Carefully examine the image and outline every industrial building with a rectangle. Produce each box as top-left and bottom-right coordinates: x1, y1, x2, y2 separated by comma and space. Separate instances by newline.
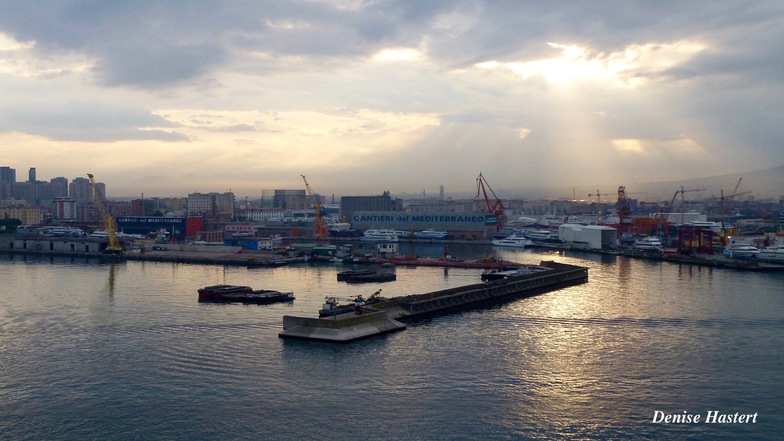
351, 211, 497, 239
558, 224, 618, 250
5, 236, 105, 253
340, 192, 402, 224
115, 216, 203, 239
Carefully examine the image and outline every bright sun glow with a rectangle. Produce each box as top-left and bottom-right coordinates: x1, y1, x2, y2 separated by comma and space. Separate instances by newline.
475, 40, 707, 87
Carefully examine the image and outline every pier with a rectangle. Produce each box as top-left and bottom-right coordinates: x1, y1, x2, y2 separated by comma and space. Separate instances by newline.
278, 260, 588, 342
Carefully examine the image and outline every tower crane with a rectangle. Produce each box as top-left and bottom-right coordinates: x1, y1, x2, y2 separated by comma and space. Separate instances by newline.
676, 186, 706, 225
588, 189, 613, 218
718, 177, 751, 238
475, 172, 505, 231
86, 173, 122, 253
301, 175, 328, 239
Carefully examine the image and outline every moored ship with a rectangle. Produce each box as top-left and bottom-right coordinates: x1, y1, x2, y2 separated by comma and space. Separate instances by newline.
198, 285, 294, 304
491, 235, 534, 248
413, 228, 448, 240
757, 246, 784, 263
633, 236, 664, 253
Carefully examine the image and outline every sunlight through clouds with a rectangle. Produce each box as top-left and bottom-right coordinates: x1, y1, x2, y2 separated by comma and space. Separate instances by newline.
613, 136, 705, 156
373, 48, 424, 62
476, 40, 707, 87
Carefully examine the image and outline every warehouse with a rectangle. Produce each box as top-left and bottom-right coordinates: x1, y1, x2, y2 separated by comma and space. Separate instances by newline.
558, 224, 617, 250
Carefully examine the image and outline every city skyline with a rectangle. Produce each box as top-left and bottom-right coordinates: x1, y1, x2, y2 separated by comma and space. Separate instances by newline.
2, 162, 784, 204
2, 2, 784, 198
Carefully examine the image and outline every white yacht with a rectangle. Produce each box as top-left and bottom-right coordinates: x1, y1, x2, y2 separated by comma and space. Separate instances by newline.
633, 236, 664, 253
491, 235, 534, 248
413, 228, 448, 240
525, 230, 560, 242
360, 229, 399, 242
722, 243, 760, 260
757, 246, 784, 263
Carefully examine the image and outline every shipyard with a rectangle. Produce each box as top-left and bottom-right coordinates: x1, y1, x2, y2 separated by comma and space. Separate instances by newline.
3, 170, 783, 273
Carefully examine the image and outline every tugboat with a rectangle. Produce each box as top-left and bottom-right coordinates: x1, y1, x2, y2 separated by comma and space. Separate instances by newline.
198, 285, 294, 304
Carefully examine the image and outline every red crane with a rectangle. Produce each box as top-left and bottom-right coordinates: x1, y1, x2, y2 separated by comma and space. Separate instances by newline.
475, 172, 505, 231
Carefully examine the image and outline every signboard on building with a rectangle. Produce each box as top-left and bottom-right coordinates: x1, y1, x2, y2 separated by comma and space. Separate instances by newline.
351, 211, 496, 232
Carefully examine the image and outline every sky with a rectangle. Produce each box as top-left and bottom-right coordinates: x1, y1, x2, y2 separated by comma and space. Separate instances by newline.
1, 1, 783, 199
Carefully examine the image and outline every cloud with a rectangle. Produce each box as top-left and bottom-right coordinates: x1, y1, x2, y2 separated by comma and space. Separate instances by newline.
0, 101, 187, 142
1, 1, 784, 197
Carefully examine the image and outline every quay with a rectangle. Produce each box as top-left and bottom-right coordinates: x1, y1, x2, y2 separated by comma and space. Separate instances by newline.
278, 260, 589, 343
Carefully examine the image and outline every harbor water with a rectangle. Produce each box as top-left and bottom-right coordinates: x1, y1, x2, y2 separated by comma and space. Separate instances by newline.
1, 245, 783, 440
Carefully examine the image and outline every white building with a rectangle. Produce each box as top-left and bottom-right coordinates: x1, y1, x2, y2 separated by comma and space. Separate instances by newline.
51, 198, 78, 222
244, 208, 286, 222
558, 224, 617, 250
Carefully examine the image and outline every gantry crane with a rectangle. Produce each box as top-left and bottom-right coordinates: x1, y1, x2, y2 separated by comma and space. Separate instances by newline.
615, 186, 632, 234
475, 172, 505, 231
301, 175, 328, 239
87, 173, 122, 253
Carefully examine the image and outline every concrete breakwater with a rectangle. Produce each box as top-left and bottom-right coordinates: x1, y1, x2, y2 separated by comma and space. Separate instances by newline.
279, 261, 589, 342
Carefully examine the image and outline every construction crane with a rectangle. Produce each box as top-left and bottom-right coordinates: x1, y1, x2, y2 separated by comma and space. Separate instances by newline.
475, 172, 505, 231
301, 175, 328, 239
86, 173, 122, 253
676, 186, 706, 225
588, 189, 613, 218
718, 177, 752, 238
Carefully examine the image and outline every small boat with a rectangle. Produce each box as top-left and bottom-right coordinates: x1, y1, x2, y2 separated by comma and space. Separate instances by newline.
633, 236, 664, 253
413, 228, 448, 240
491, 235, 533, 248
198, 285, 294, 304
757, 246, 784, 263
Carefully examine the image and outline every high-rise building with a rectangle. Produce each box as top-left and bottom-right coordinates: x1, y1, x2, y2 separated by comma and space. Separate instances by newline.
29, 167, 36, 183
69, 177, 93, 202
0, 166, 15, 199
0, 166, 15, 184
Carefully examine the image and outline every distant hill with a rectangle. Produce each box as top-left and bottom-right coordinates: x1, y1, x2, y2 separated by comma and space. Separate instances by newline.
428, 164, 784, 203
636, 164, 784, 201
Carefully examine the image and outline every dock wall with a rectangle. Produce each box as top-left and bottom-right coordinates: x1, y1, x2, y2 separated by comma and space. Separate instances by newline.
398, 261, 587, 316
279, 260, 588, 342
281, 311, 406, 342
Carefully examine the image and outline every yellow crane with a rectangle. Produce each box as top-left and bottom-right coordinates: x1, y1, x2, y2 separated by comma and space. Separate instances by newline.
301, 175, 328, 238
87, 173, 122, 253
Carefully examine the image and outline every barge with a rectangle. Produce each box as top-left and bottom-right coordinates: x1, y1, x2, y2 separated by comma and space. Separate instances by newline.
337, 270, 396, 283
198, 285, 295, 304
279, 260, 588, 342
